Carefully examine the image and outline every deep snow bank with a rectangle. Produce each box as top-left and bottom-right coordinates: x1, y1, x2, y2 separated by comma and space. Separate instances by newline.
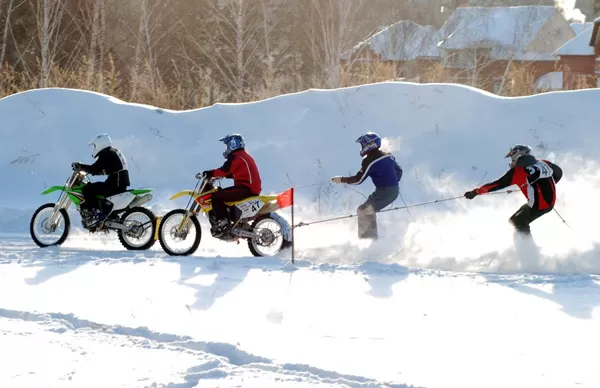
2, 83, 600, 272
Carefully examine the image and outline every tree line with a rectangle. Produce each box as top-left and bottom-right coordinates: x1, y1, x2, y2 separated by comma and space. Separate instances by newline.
0, 0, 461, 108
2, 0, 596, 108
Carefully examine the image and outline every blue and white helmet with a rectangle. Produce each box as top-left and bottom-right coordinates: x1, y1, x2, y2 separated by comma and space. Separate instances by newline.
356, 132, 382, 157
219, 133, 245, 158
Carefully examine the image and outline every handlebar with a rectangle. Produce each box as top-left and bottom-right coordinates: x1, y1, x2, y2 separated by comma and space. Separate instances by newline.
71, 162, 88, 176
195, 174, 222, 182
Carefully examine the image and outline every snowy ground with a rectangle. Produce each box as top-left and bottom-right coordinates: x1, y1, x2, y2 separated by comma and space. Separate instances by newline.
1, 233, 600, 388
2, 83, 600, 387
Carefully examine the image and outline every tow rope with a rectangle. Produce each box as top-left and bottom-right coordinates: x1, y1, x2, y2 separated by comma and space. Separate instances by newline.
293, 189, 519, 229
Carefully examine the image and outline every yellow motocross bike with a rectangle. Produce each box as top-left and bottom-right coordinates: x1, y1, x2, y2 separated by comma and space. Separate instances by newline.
157, 176, 293, 257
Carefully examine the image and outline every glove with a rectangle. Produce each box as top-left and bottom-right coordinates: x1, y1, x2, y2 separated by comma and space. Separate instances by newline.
71, 162, 82, 171
195, 170, 213, 180
464, 189, 478, 200
331, 176, 343, 184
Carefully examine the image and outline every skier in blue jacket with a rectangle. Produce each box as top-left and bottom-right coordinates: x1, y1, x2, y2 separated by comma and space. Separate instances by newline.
331, 132, 403, 239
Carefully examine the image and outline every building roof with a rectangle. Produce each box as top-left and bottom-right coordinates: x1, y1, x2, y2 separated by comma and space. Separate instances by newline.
340, 20, 441, 61
556, 22, 595, 56
570, 22, 593, 35
436, 5, 561, 60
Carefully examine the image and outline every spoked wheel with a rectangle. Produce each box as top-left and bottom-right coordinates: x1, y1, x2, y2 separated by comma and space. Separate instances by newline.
117, 207, 157, 250
157, 209, 201, 256
30, 203, 70, 247
248, 214, 286, 257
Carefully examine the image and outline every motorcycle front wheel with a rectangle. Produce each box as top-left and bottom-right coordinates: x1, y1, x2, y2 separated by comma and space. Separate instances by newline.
157, 209, 202, 256
30, 203, 70, 247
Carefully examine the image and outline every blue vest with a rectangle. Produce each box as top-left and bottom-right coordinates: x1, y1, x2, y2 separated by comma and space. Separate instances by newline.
361, 154, 401, 188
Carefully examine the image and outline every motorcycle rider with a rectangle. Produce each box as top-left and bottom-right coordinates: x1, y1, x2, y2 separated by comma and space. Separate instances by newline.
196, 133, 262, 234
464, 144, 563, 235
331, 132, 403, 239
72, 133, 130, 225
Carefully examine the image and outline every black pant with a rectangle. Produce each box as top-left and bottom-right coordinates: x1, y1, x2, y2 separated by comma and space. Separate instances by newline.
357, 185, 399, 239
211, 185, 254, 221
509, 204, 552, 234
81, 182, 125, 212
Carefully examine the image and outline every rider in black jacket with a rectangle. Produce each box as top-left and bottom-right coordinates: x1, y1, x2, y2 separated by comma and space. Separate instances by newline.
72, 133, 130, 225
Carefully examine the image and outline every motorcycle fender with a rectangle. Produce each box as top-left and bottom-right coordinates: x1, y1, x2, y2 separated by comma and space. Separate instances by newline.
42, 185, 67, 195
169, 190, 197, 200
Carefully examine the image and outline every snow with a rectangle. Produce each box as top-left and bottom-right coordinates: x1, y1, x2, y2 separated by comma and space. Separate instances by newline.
556, 22, 595, 55
1, 234, 600, 387
2, 82, 600, 386
570, 21, 594, 35
437, 6, 565, 60
341, 20, 441, 61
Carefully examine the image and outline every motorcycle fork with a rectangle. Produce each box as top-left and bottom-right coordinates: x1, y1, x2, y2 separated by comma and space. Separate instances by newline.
48, 176, 75, 227
177, 201, 199, 232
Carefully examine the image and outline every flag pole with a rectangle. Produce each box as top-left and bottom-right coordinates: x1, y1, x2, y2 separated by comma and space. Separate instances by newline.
291, 187, 295, 264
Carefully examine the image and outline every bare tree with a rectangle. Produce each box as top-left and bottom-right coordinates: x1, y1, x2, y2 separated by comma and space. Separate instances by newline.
96, 0, 106, 90
29, 0, 67, 86
257, 0, 296, 96
305, 0, 370, 88
86, 0, 101, 85
182, 0, 261, 101
129, 0, 182, 99
0, 0, 21, 71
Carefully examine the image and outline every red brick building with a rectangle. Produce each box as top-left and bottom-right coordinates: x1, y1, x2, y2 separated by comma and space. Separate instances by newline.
590, 17, 600, 86
342, 6, 600, 94
555, 22, 597, 89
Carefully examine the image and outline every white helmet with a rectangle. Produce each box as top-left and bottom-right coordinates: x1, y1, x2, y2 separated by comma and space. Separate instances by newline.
89, 133, 112, 158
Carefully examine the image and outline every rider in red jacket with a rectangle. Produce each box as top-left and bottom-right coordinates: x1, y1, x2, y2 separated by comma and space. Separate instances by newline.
464, 144, 563, 235
200, 134, 262, 233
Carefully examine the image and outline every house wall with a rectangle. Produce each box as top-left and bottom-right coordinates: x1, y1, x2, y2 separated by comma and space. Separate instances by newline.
592, 23, 600, 56
415, 58, 444, 82
415, 57, 560, 93
559, 56, 597, 89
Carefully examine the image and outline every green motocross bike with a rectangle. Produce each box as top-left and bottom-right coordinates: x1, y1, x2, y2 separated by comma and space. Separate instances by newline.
29, 166, 158, 250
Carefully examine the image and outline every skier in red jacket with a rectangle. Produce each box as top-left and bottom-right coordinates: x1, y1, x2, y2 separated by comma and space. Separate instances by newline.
464, 144, 563, 235
198, 134, 262, 234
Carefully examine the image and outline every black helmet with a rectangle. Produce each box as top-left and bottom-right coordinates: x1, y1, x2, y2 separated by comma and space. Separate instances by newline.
505, 144, 532, 168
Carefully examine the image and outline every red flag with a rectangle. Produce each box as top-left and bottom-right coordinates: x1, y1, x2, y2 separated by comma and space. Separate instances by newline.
277, 188, 294, 209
